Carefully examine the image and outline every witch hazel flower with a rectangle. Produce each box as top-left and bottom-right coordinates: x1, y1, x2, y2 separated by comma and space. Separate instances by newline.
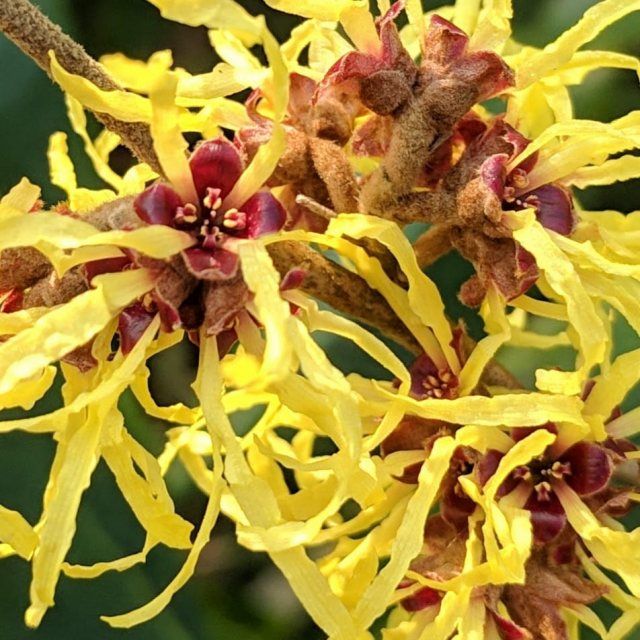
135, 137, 285, 280
479, 424, 616, 544
85, 137, 287, 350
413, 118, 578, 305
4, 0, 640, 638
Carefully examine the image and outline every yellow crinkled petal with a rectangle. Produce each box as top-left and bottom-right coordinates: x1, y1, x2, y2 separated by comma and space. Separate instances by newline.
456, 424, 514, 454
505, 80, 557, 139
262, 0, 367, 21
94, 129, 121, 161
0, 317, 163, 436
458, 286, 510, 396
332, 215, 458, 370
26, 403, 110, 628
469, 0, 512, 53
185, 98, 253, 132
149, 72, 197, 204
341, 5, 380, 55
540, 79, 573, 123
0, 505, 38, 560
287, 290, 410, 386
223, 241, 295, 388
49, 52, 152, 122
121, 163, 159, 195
453, 0, 481, 36
551, 50, 640, 85
100, 50, 173, 94
0, 366, 57, 411
507, 327, 571, 349
353, 437, 457, 632
209, 30, 261, 69
147, 0, 264, 40
0, 269, 155, 396
565, 605, 608, 639
308, 26, 353, 75
0, 211, 194, 273
484, 429, 555, 498
48, 133, 118, 212
584, 347, 640, 421
196, 335, 359, 639
281, 19, 323, 68
47, 131, 77, 196
101, 424, 194, 549
576, 545, 638, 612
62, 536, 155, 579
566, 155, 640, 189
147, 0, 287, 119
46, 246, 126, 277
177, 64, 266, 104
65, 95, 124, 191
510, 294, 568, 321
364, 401, 409, 453
1, 178, 41, 217
515, 0, 640, 88
457, 598, 486, 640
102, 433, 224, 628
223, 124, 286, 210
328, 536, 379, 610
607, 405, 640, 439
508, 117, 640, 179
371, 389, 587, 429
552, 232, 640, 278
511, 212, 606, 394
607, 609, 640, 640
404, 0, 426, 54
0, 307, 49, 335
580, 271, 640, 336
131, 369, 200, 424
555, 483, 640, 597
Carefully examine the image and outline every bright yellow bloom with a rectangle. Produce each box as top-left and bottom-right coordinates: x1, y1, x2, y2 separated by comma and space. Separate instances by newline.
2, 0, 640, 638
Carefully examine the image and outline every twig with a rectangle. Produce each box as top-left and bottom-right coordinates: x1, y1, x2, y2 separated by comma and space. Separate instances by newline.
0, 0, 161, 173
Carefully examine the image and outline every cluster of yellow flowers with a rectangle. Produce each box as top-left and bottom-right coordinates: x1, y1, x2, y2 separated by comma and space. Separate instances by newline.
1, 0, 640, 638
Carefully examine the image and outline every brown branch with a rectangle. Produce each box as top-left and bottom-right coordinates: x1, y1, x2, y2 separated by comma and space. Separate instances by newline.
0, 3, 522, 390
0, 0, 162, 173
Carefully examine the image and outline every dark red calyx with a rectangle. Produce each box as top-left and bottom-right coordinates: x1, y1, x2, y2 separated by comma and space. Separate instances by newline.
559, 442, 612, 497
118, 302, 156, 354
521, 185, 577, 236
189, 137, 244, 201
280, 267, 307, 291
134, 182, 184, 226
491, 611, 533, 640
399, 583, 442, 612
83, 256, 131, 283
317, 1, 416, 114
511, 423, 558, 443
0, 288, 23, 312
239, 191, 287, 239
525, 490, 567, 544
182, 246, 240, 281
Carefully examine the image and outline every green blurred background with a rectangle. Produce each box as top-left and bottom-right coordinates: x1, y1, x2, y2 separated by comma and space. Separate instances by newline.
0, 1, 639, 639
